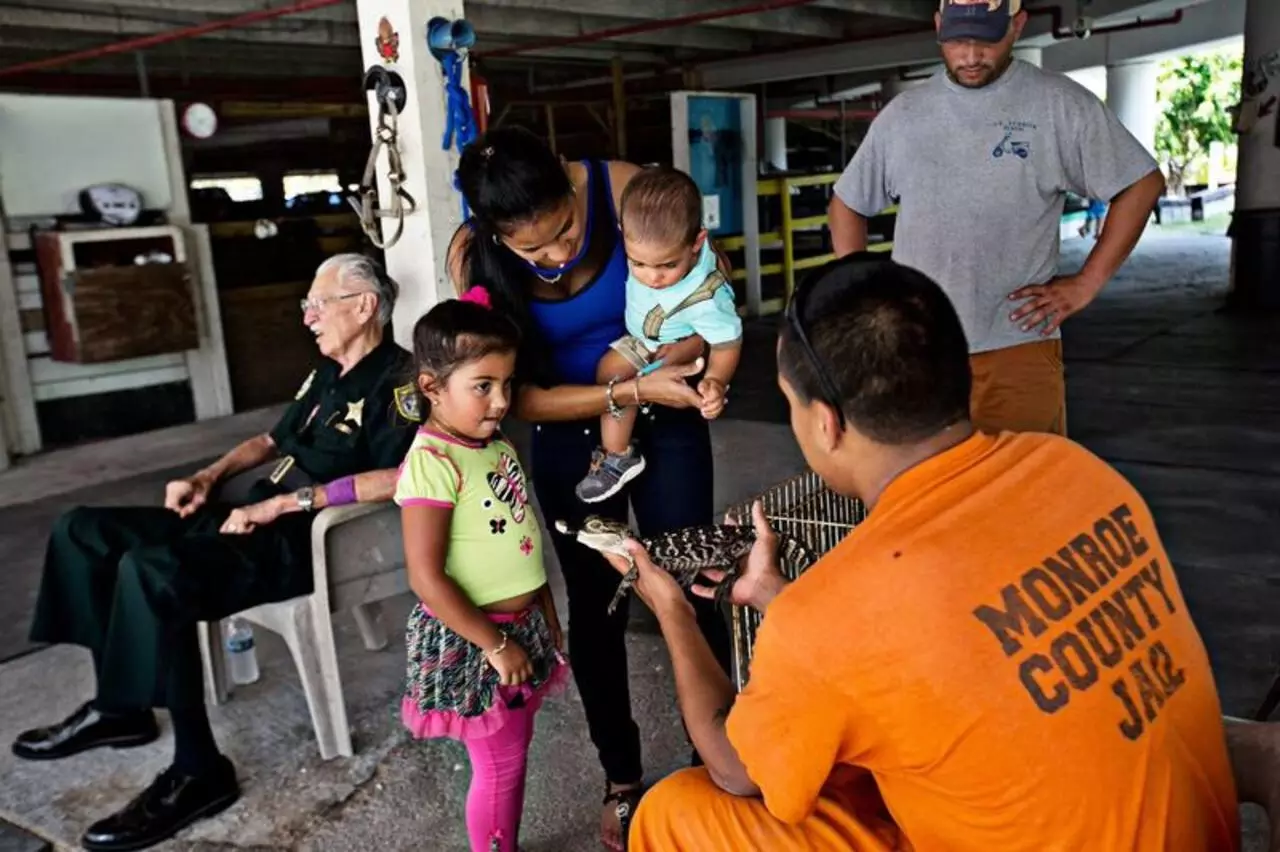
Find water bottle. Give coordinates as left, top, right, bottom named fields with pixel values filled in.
left=225, top=618, right=260, bottom=685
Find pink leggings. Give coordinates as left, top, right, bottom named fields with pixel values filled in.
left=463, top=698, right=536, bottom=852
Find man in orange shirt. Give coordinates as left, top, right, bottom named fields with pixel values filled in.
left=601, top=253, right=1272, bottom=851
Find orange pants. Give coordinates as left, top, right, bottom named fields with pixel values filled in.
left=628, top=767, right=909, bottom=852
left=969, top=340, right=1066, bottom=436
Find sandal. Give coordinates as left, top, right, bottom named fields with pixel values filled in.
left=602, top=783, right=645, bottom=852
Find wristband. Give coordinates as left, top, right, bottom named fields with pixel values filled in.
left=326, top=476, right=357, bottom=506
left=486, top=634, right=508, bottom=656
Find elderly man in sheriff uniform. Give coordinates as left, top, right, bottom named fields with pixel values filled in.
left=11, top=254, right=420, bottom=852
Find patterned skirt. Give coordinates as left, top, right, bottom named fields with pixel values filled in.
left=401, top=602, right=570, bottom=741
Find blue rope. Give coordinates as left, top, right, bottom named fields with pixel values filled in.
left=441, top=51, right=476, bottom=219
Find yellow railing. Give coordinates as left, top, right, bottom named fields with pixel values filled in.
left=717, top=173, right=895, bottom=315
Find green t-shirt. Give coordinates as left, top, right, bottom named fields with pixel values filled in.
left=394, top=428, right=546, bottom=607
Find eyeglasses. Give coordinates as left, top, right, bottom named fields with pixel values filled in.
left=783, top=253, right=889, bottom=428
left=299, top=291, right=371, bottom=314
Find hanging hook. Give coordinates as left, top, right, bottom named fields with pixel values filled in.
left=362, top=64, right=407, bottom=115
left=351, top=64, right=416, bottom=249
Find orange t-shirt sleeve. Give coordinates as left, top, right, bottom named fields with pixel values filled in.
left=725, top=612, right=851, bottom=825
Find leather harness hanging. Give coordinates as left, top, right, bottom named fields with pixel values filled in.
left=350, top=66, right=416, bottom=249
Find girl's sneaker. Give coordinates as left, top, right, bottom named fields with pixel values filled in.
left=575, top=446, right=646, bottom=503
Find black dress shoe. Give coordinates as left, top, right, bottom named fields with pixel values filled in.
left=81, top=757, right=239, bottom=852
left=12, top=701, right=158, bottom=761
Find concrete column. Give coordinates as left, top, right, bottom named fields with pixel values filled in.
left=764, top=116, right=788, bottom=172
left=1229, top=0, right=1280, bottom=310
left=1208, top=141, right=1227, bottom=190
left=1106, top=60, right=1160, bottom=156
left=1065, top=67, right=1107, bottom=101
left=356, top=0, right=467, bottom=344
left=1013, top=46, right=1043, bottom=67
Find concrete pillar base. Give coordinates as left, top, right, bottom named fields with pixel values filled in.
left=1230, top=0, right=1280, bottom=309
left=1226, top=208, right=1280, bottom=312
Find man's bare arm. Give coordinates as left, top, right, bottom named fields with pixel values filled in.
left=193, top=434, right=278, bottom=487
left=271, top=468, right=399, bottom=516
left=316, top=469, right=397, bottom=507
left=1076, top=170, right=1166, bottom=293
left=658, top=605, right=760, bottom=797
left=829, top=197, right=869, bottom=257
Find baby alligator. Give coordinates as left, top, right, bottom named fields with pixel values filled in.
left=554, top=515, right=820, bottom=614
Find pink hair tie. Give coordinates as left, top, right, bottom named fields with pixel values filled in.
left=460, top=285, right=492, bottom=310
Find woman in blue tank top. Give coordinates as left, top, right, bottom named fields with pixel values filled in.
left=450, top=128, right=732, bottom=850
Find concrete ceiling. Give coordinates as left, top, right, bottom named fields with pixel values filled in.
left=700, top=0, right=1223, bottom=88
left=0, top=0, right=938, bottom=99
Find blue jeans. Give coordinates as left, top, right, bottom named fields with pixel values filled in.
left=531, top=405, right=732, bottom=784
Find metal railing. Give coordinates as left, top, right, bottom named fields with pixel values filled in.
left=718, top=172, right=895, bottom=316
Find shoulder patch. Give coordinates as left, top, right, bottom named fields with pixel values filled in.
left=295, top=369, right=316, bottom=401
left=394, top=383, right=422, bottom=423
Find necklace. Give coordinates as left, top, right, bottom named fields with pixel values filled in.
left=526, top=165, right=589, bottom=285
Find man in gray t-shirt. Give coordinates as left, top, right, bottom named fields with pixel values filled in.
left=829, top=0, right=1164, bottom=435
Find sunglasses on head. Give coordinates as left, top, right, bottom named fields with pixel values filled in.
left=784, top=253, right=895, bottom=427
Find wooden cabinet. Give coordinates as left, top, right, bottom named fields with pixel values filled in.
left=34, top=226, right=199, bottom=364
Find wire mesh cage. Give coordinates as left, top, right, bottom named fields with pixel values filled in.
left=724, top=470, right=868, bottom=691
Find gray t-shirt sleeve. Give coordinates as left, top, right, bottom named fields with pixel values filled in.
left=834, top=111, right=895, bottom=216
left=1061, top=87, right=1160, bottom=202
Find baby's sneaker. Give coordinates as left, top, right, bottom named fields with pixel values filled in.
left=575, top=446, right=646, bottom=503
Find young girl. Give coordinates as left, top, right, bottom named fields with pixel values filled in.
left=395, top=286, right=568, bottom=852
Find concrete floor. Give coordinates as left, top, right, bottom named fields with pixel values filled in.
left=0, top=417, right=809, bottom=852
left=1, top=227, right=1277, bottom=851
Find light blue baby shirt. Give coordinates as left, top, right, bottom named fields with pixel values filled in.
left=624, top=239, right=743, bottom=352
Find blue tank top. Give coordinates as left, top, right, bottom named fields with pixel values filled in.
left=527, top=161, right=629, bottom=385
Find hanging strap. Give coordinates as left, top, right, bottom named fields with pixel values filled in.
left=441, top=52, right=476, bottom=153
left=350, top=67, right=417, bottom=249
left=440, top=51, right=476, bottom=220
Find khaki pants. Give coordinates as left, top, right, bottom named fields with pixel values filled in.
left=969, top=340, right=1066, bottom=436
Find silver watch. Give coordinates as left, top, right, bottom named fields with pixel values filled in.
left=296, top=486, right=315, bottom=512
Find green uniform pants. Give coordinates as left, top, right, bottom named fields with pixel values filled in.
left=29, top=502, right=312, bottom=711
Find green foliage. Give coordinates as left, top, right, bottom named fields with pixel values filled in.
left=1155, top=51, right=1242, bottom=196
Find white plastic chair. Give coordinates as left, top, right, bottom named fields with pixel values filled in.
left=198, top=500, right=408, bottom=760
